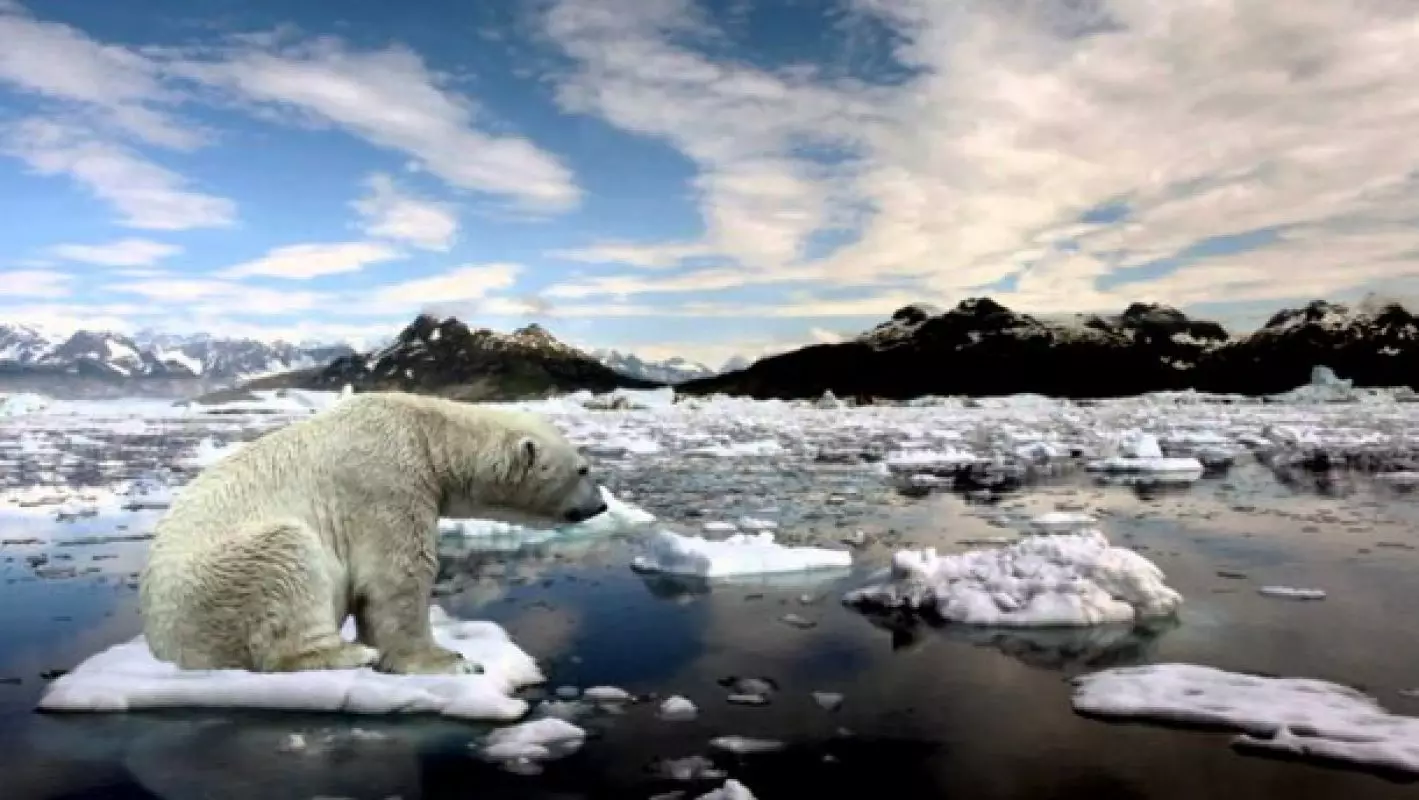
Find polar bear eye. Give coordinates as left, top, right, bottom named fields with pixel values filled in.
left=576, top=466, right=589, bottom=476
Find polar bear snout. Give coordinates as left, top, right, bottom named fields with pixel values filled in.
left=565, top=500, right=609, bottom=523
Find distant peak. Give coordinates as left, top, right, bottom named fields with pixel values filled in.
left=953, top=297, right=1011, bottom=317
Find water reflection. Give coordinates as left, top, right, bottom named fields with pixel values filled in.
left=853, top=611, right=1179, bottom=672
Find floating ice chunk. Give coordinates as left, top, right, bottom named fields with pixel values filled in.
left=703, top=521, right=738, bottom=533
left=1029, top=511, right=1097, bottom=533
left=1122, top=433, right=1164, bottom=459
left=632, top=530, right=853, bottom=578
left=843, top=530, right=1182, bottom=626
left=1086, top=455, right=1205, bottom=475
left=1258, top=585, right=1327, bottom=601
left=438, top=486, right=654, bottom=537
left=584, top=685, right=632, bottom=702
left=709, top=735, right=785, bottom=754
left=883, top=447, right=977, bottom=471
left=1071, top=663, right=1419, bottom=775
left=697, top=779, right=759, bottom=800
left=659, top=695, right=699, bottom=720
left=476, top=717, right=587, bottom=763
left=683, top=440, right=784, bottom=458
left=37, top=606, right=543, bottom=721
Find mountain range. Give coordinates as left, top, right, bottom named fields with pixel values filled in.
left=677, top=295, right=1419, bottom=399
left=210, top=315, right=661, bottom=403
left=10, top=293, right=1417, bottom=403
left=0, top=322, right=727, bottom=399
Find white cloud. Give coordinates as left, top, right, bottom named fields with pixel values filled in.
left=352, top=173, right=458, bottom=251
left=48, top=238, right=181, bottom=267
left=0, top=269, right=72, bottom=298
left=173, top=36, right=580, bottom=212
left=0, top=5, right=201, bottom=149
left=3, top=117, right=236, bottom=230
left=370, top=263, right=521, bottom=306
left=0, top=301, right=147, bottom=333
left=110, top=277, right=327, bottom=316
left=547, top=240, right=711, bottom=269
left=544, top=0, right=869, bottom=273
left=218, top=241, right=403, bottom=280
left=540, top=0, right=1419, bottom=314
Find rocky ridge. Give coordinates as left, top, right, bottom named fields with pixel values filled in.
left=678, top=296, right=1419, bottom=400
left=230, top=314, right=660, bottom=402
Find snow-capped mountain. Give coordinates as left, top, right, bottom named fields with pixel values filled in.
left=270, top=314, right=658, bottom=401
left=0, top=325, right=354, bottom=382
left=678, top=295, right=1419, bottom=400
left=0, top=324, right=56, bottom=365
left=595, top=349, right=716, bottom=384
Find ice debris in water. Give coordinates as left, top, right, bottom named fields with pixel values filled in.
left=1086, top=434, right=1204, bottom=476
left=1028, top=511, right=1098, bottom=533
left=37, top=606, right=543, bottom=721
left=438, top=485, right=654, bottom=537
left=474, top=717, right=587, bottom=765
left=1071, top=663, right=1419, bottom=775
left=1257, top=585, right=1327, bottom=601
left=843, top=530, right=1182, bottom=626
left=709, top=735, right=786, bottom=755
left=658, top=695, right=699, bottom=720
left=632, top=530, right=853, bottom=578
left=697, top=779, right=759, bottom=800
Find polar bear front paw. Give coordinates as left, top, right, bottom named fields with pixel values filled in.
left=377, top=645, right=485, bottom=676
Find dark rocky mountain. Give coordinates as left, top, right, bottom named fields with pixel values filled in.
left=0, top=324, right=354, bottom=398
left=678, top=296, right=1414, bottom=400
left=225, top=314, right=661, bottom=402
left=1191, top=297, right=1419, bottom=395
left=595, top=349, right=715, bottom=384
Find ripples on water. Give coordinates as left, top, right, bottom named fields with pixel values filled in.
left=3, top=398, right=1419, bottom=799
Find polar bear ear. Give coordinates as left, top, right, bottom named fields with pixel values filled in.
left=517, top=436, right=540, bottom=468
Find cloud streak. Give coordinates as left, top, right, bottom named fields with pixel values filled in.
left=538, top=0, right=1419, bottom=316
left=173, top=35, right=581, bottom=213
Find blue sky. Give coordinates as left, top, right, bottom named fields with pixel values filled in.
left=2, top=0, right=1417, bottom=368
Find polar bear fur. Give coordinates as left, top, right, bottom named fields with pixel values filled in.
left=139, top=391, right=608, bottom=675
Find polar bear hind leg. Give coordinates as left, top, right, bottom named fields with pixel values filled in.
left=200, top=521, right=377, bottom=672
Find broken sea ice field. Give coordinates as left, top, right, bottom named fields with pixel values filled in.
left=3, top=383, right=1419, bottom=799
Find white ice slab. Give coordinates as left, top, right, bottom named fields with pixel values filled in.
left=843, top=530, right=1182, bottom=626
left=37, top=606, right=544, bottom=721
left=438, top=486, right=654, bottom=537
left=1072, top=663, right=1419, bottom=775
left=631, top=529, right=853, bottom=578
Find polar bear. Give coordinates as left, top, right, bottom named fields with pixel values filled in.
left=139, top=391, right=608, bottom=675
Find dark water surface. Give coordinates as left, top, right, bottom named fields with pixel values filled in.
left=3, top=459, right=1419, bottom=799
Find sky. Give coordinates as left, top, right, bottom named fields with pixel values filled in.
left=2, top=0, right=1418, bottom=369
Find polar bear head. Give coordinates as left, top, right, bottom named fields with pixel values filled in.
left=438, top=407, right=609, bottom=526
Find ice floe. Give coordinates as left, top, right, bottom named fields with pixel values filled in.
left=36, top=606, right=543, bottom=721
left=844, top=530, right=1182, bottom=626
left=1072, top=663, right=1419, bottom=775
left=631, top=529, right=853, bottom=578
left=437, top=485, right=655, bottom=537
